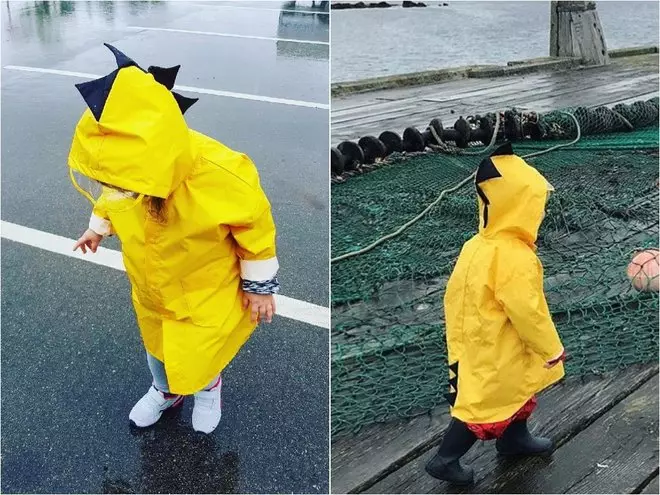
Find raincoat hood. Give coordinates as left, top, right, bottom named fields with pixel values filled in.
left=475, top=142, right=553, bottom=246
left=68, top=44, right=199, bottom=199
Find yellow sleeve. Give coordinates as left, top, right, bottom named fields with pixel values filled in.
left=495, top=247, right=564, bottom=362
left=210, top=153, right=278, bottom=281
left=89, top=189, right=115, bottom=236
left=230, top=191, right=278, bottom=281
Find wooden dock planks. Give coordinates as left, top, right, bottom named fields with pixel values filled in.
left=331, top=55, right=659, bottom=143
left=332, top=364, right=658, bottom=494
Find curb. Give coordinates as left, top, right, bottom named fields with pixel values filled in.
left=331, top=66, right=474, bottom=96
left=609, top=45, right=658, bottom=58
left=332, top=46, right=659, bottom=97
left=467, top=57, right=581, bottom=78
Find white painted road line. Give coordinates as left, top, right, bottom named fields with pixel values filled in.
left=0, top=220, right=330, bottom=330
left=127, top=26, right=329, bottom=45
left=3, top=66, right=330, bottom=110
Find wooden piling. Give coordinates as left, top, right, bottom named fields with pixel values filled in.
left=550, top=1, right=609, bottom=65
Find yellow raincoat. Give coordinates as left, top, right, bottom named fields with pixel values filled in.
left=443, top=143, right=565, bottom=424
left=68, top=44, right=278, bottom=395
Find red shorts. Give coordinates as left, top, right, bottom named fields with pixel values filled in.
left=465, top=396, right=537, bottom=440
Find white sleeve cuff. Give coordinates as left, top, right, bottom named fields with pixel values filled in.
left=89, top=213, right=112, bottom=237
left=240, top=257, right=279, bottom=281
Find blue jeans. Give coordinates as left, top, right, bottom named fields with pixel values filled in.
left=146, top=352, right=220, bottom=394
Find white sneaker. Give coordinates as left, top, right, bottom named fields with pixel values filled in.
left=192, top=377, right=222, bottom=434
left=129, top=386, right=183, bottom=427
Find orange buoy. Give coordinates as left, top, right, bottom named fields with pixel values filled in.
left=627, top=249, right=660, bottom=292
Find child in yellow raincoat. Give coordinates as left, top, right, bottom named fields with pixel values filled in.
left=70, top=44, right=279, bottom=434
left=426, top=143, right=566, bottom=485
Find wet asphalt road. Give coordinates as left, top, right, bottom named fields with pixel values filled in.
left=1, top=1, right=329, bottom=493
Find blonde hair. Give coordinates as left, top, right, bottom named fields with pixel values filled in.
left=146, top=196, right=167, bottom=222
left=98, top=181, right=167, bottom=222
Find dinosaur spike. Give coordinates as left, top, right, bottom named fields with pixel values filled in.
left=490, top=141, right=514, bottom=157
left=104, top=43, right=137, bottom=69
left=74, top=69, right=120, bottom=121
left=172, top=91, right=199, bottom=115
left=148, top=65, right=181, bottom=90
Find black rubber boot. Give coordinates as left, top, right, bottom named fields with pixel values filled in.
left=495, top=419, right=553, bottom=456
left=425, top=419, right=477, bottom=485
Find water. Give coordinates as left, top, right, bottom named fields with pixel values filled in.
left=331, top=1, right=660, bottom=82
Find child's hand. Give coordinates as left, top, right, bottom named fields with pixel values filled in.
left=73, top=229, right=103, bottom=254
left=544, top=349, right=566, bottom=369
left=242, top=293, right=276, bottom=323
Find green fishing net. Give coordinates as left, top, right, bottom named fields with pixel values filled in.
left=331, top=100, right=659, bottom=436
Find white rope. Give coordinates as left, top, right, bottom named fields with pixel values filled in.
left=610, top=109, right=635, bottom=131
left=428, top=112, right=501, bottom=156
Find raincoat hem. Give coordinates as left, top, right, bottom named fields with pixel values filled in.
left=164, top=322, right=257, bottom=396
left=451, top=367, right=564, bottom=424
